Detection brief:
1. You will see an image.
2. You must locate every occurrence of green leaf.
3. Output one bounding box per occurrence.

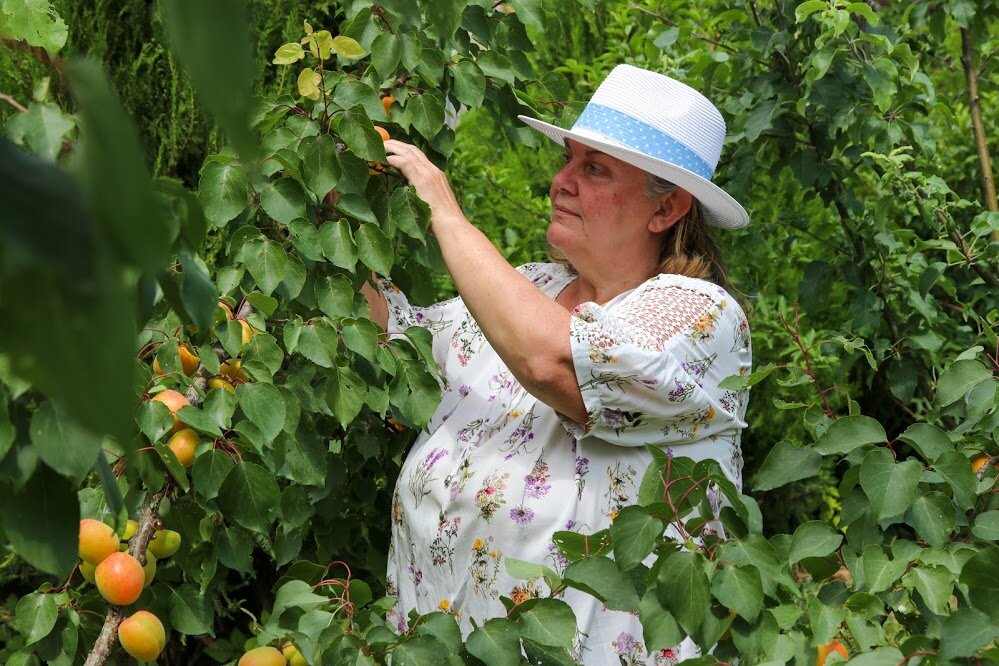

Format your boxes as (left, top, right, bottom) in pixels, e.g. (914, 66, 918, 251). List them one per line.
(179, 247, 217, 334)
(905, 491, 956, 548)
(939, 608, 999, 661)
(273, 41, 305, 64)
(7, 102, 74, 161)
(609, 505, 663, 571)
(392, 635, 448, 664)
(29, 400, 102, 481)
(331, 34, 366, 59)
(316, 275, 357, 318)
(788, 521, 842, 564)
(466, 618, 521, 666)
(243, 238, 288, 296)
(299, 135, 341, 198)
(639, 588, 683, 651)
(795, 0, 826, 22)
(516, 599, 576, 650)
(198, 157, 248, 226)
(897, 423, 953, 463)
(338, 106, 386, 162)
(863, 57, 898, 113)
(337, 193, 379, 225)
(356, 223, 394, 276)
(259, 177, 307, 223)
(0, 0, 68, 55)
(711, 565, 763, 622)
(936, 359, 991, 407)
(215, 525, 253, 574)
(14, 592, 58, 645)
(902, 565, 953, 616)
(753, 440, 822, 491)
(68, 60, 170, 271)
(414, 612, 463, 654)
(319, 220, 359, 271)
(217, 462, 280, 534)
(743, 100, 778, 142)
(451, 59, 486, 108)
(858, 449, 923, 522)
(294, 321, 338, 368)
(237, 382, 286, 444)
(390, 186, 430, 240)
(371, 31, 402, 78)
(861, 545, 907, 594)
(326, 366, 367, 428)
(333, 81, 387, 122)
(933, 451, 978, 509)
(656, 551, 710, 636)
(176, 405, 223, 438)
(406, 93, 446, 140)
(563, 555, 640, 612)
(959, 546, 999, 621)
(167, 584, 216, 636)
(972, 511, 999, 541)
(813, 415, 886, 455)
(2, 465, 78, 578)
(163, 0, 256, 160)
(842, 648, 904, 665)
(423, 0, 462, 41)
(273, 579, 329, 620)
(504, 558, 562, 589)
(191, 449, 235, 500)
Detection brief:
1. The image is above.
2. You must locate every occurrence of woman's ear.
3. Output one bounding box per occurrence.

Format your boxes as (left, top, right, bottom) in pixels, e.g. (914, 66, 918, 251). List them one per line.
(649, 188, 693, 233)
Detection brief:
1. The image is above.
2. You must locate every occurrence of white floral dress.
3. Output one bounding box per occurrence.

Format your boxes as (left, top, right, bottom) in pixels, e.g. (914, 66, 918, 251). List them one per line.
(380, 263, 751, 665)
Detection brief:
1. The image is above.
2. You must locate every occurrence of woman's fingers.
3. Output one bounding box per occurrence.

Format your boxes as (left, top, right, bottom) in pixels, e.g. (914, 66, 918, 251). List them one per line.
(381, 140, 464, 229)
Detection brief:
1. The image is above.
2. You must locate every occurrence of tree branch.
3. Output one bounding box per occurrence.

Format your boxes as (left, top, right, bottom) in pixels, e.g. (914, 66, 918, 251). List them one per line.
(83, 484, 169, 666)
(960, 27, 999, 243)
(0, 93, 28, 113)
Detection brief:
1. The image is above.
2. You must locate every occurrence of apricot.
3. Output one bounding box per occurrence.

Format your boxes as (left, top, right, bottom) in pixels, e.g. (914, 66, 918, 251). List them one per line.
(153, 344, 200, 376)
(148, 530, 182, 558)
(142, 552, 157, 588)
(816, 640, 848, 666)
(283, 643, 307, 666)
(374, 125, 391, 142)
(239, 319, 256, 346)
(238, 646, 286, 666)
(118, 610, 166, 661)
(95, 552, 145, 606)
(79, 519, 119, 565)
(208, 376, 237, 394)
(971, 453, 998, 474)
(167, 428, 199, 467)
(151, 389, 190, 434)
(80, 560, 97, 584)
(220, 358, 248, 384)
(121, 519, 138, 541)
(381, 95, 395, 117)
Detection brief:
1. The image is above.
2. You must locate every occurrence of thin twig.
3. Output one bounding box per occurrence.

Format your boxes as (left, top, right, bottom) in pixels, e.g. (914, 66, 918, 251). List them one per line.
(0, 93, 27, 112)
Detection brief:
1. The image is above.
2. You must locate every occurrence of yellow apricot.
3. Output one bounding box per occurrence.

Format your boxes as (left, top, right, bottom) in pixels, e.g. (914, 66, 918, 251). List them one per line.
(167, 428, 199, 467)
(238, 646, 286, 666)
(118, 610, 166, 661)
(79, 519, 119, 565)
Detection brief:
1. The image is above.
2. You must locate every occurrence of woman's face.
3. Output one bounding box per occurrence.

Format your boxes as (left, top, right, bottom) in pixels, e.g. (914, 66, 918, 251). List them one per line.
(547, 140, 684, 270)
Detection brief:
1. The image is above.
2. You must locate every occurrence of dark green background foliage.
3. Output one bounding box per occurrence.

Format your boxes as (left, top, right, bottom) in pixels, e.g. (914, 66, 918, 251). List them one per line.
(1, 0, 998, 664)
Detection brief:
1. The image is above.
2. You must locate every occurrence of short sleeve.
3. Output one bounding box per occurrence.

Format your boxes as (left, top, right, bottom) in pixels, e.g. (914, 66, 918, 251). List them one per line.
(563, 275, 751, 447)
(376, 278, 465, 372)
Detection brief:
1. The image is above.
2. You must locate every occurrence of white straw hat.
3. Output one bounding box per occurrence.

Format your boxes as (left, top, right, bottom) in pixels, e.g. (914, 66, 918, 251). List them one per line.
(518, 64, 750, 229)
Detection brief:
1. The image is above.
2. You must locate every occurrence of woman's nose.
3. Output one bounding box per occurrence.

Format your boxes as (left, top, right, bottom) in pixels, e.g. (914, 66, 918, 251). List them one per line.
(551, 162, 577, 195)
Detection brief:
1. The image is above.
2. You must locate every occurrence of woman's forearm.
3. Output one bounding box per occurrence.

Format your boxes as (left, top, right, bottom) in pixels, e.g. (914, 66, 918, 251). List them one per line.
(360, 277, 388, 331)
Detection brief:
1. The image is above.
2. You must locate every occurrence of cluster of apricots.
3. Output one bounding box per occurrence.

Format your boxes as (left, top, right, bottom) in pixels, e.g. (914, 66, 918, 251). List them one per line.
(77, 519, 182, 660)
(238, 642, 307, 666)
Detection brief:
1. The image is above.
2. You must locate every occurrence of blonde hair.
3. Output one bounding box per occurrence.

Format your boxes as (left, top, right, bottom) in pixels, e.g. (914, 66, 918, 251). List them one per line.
(547, 173, 732, 292)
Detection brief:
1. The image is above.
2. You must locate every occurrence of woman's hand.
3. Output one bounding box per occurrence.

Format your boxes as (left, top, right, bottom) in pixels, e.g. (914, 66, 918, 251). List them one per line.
(383, 139, 466, 233)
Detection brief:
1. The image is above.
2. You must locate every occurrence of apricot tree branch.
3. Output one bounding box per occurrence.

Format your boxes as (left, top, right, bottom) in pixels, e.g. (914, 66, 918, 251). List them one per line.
(960, 27, 999, 243)
(83, 484, 169, 666)
(0, 93, 27, 112)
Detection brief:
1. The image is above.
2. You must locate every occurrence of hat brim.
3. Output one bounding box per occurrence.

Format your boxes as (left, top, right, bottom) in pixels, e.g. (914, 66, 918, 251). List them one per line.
(518, 115, 750, 229)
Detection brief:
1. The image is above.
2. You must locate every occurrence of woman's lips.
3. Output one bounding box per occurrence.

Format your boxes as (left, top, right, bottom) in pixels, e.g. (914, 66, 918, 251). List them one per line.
(552, 204, 579, 217)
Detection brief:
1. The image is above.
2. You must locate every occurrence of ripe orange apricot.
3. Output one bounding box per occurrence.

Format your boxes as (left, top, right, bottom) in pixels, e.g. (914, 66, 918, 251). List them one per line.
(95, 552, 145, 606)
(118, 610, 166, 661)
(971, 453, 998, 474)
(167, 428, 199, 467)
(374, 125, 390, 141)
(151, 389, 190, 434)
(381, 95, 395, 116)
(238, 645, 286, 666)
(148, 529, 182, 558)
(816, 639, 848, 666)
(79, 519, 120, 565)
(152, 344, 200, 376)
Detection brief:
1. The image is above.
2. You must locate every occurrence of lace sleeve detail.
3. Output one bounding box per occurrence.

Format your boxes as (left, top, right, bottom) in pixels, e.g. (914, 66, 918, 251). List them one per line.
(573, 283, 716, 352)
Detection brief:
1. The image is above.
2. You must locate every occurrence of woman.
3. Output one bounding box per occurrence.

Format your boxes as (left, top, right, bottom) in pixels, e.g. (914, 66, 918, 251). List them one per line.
(363, 64, 751, 664)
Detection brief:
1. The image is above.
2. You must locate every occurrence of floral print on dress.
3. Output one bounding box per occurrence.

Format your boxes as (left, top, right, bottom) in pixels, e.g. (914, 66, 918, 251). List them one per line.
(660, 405, 716, 438)
(408, 447, 448, 508)
(667, 377, 696, 403)
(444, 454, 474, 502)
(429, 512, 461, 573)
(524, 458, 552, 499)
(681, 353, 718, 383)
(603, 462, 639, 520)
(469, 537, 502, 599)
(474, 472, 510, 521)
(651, 646, 681, 665)
(688, 300, 726, 342)
(498, 407, 540, 459)
(612, 631, 646, 665)
(453, 315, 487, 366)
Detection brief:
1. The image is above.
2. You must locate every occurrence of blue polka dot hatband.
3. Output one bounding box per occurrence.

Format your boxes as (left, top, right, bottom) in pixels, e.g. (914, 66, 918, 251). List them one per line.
(518, 64, 750, 229)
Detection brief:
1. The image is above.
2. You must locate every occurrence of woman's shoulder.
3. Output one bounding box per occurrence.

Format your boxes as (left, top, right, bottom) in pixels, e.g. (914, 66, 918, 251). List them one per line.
(630, 273, 749, 323)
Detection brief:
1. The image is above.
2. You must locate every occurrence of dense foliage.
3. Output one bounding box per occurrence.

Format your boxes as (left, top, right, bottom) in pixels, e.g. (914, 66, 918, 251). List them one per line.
(1, 0, 997, 664)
